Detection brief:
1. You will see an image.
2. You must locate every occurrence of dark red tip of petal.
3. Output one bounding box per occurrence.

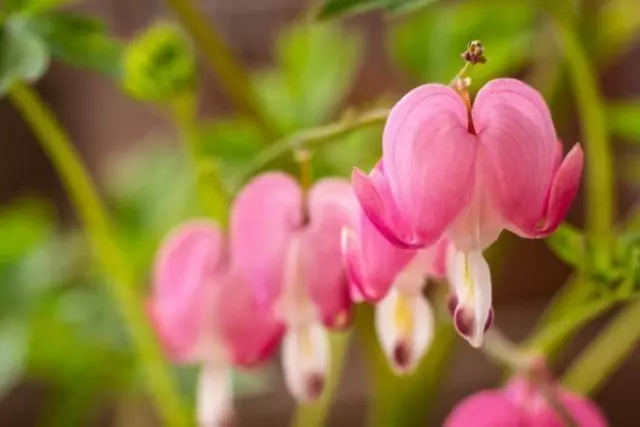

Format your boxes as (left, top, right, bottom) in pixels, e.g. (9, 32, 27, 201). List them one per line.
(447, 295, 459, 317)
(453, 306, 473, 339)
(306, 373, 325, 400)
(393, 341, 411, 370)
(484, 306, 495, 333)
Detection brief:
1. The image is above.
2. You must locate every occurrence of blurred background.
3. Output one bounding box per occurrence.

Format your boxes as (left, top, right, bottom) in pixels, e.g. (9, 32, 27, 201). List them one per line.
(1, 0, 640, 425)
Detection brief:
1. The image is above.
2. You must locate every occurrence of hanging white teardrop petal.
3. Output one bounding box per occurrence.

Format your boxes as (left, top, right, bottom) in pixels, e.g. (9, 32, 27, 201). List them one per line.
(281, 321, 330, 402)
(410, 293, 435, 365)
(468, 250, 492, 348)
(196, 363, 233, 427)
(375, 287, 434, 374)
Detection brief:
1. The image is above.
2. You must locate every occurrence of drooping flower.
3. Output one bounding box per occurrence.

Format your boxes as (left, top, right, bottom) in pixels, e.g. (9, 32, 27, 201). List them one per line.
(230, 173, 357, 402)
(353, 78, 583, 347)
(342, 164, 449, 373)
(444, 376, 608, 427)
(148, 220, 283, 426)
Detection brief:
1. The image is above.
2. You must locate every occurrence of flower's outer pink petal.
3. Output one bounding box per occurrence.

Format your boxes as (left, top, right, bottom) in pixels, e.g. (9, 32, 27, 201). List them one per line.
(345, 212, 417, 303)
(352, 167, 416, 248)
(214, 268, 285, 367)
(382, 84, 477, 247)
(149, 220, 224, 363)
(304, 178, 359, 329)
(474, 78, 559, 234)
(230, 172, 302, 307)
(532, 391, 608, 427)
(558, 392, 608, 427)
(537, 144, 584, 235)
(444, 391, 527, 427)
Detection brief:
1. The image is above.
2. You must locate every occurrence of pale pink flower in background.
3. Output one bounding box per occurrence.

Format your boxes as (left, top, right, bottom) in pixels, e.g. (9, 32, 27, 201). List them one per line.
(353, 78, 583, 348)
(231, 173, 357, 402)
(148, 221, 283, 427)
(444, 376, 608, 427)
(342, 164, 449, 373)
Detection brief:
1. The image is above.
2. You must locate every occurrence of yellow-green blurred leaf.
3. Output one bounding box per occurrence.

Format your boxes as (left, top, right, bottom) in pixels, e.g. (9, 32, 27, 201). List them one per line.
(596, 0, 640, 62)
(546, 223, 586, 268)
(607, 101, 640, 143)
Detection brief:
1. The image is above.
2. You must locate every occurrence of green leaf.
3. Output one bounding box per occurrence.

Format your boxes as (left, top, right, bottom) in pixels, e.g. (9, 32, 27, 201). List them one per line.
(317, 0, 381, 19)
(317, 0, 437, 19)
(0, 198, 54, 265)
(607, 102, 640, 143)
(0, 17, 50, 94)
(387, 0, 535, 86)
(0, 320, 27, 398)
(253, 22, 362, 133)
(199, 118, 264, 190)
(546, 223, 586, 268)
(4, 0, 79, 15)
(29, 12, 123, 78)
(595, 0, 640, 62)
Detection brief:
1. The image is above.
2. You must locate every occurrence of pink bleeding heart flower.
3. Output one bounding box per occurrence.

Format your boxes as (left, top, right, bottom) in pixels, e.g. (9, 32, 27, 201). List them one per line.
(231, 172, 358, 403)
(148, 220, 284, 427)
(444, 376, 608, 427)
(342, 163, 449, 373)
(353, 78, 583, 348)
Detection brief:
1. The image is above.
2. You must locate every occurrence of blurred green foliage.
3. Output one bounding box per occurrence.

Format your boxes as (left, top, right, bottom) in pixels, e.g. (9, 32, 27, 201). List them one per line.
(317, 0, 439, 19)
(387, 0, 535, 87)
(0, 0, 121, 94)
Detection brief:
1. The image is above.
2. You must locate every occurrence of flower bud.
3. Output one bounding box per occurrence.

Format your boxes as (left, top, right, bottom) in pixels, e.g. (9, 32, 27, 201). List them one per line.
(123, 22, 195, 102)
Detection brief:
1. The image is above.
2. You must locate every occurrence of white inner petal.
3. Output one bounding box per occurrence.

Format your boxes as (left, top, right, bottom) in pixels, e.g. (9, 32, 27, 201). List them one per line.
(451, 249, 493, 348)
(375, 287, 434, 374)
(197, 362, 233, 427)
(468, 251, 492, 348)
(281, 321, 330, 402)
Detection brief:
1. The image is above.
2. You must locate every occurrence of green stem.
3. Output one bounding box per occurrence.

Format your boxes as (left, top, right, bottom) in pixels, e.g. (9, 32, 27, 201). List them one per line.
(562, 300, 640, 395)
(526, 277, 594, 346)
(553, 17, 615, 267)
(527, 296, 619, 358)
(8, 83, 189, 426)
(163, 0, 274, 137)
(238, 108, 388, 187)
(170, 95, 229, 226)
(290, 331, 351, 427)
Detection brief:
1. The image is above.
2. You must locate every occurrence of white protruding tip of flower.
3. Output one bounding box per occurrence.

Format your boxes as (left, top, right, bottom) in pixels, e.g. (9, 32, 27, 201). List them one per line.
(451, 250, 493, 348)
(375, 287, 434, 375)
(282, 321, 329, 403)
(197, 362, 234, 427)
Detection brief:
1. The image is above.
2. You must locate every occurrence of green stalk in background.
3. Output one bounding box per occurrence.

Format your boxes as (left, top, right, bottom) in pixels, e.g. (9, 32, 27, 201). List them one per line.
(562, 299, 640, 394)
(8, 83, 190, 426)
(554, 16, 616, 268)
(163, 0, 276, 138)
(290, 332, 352, 427)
